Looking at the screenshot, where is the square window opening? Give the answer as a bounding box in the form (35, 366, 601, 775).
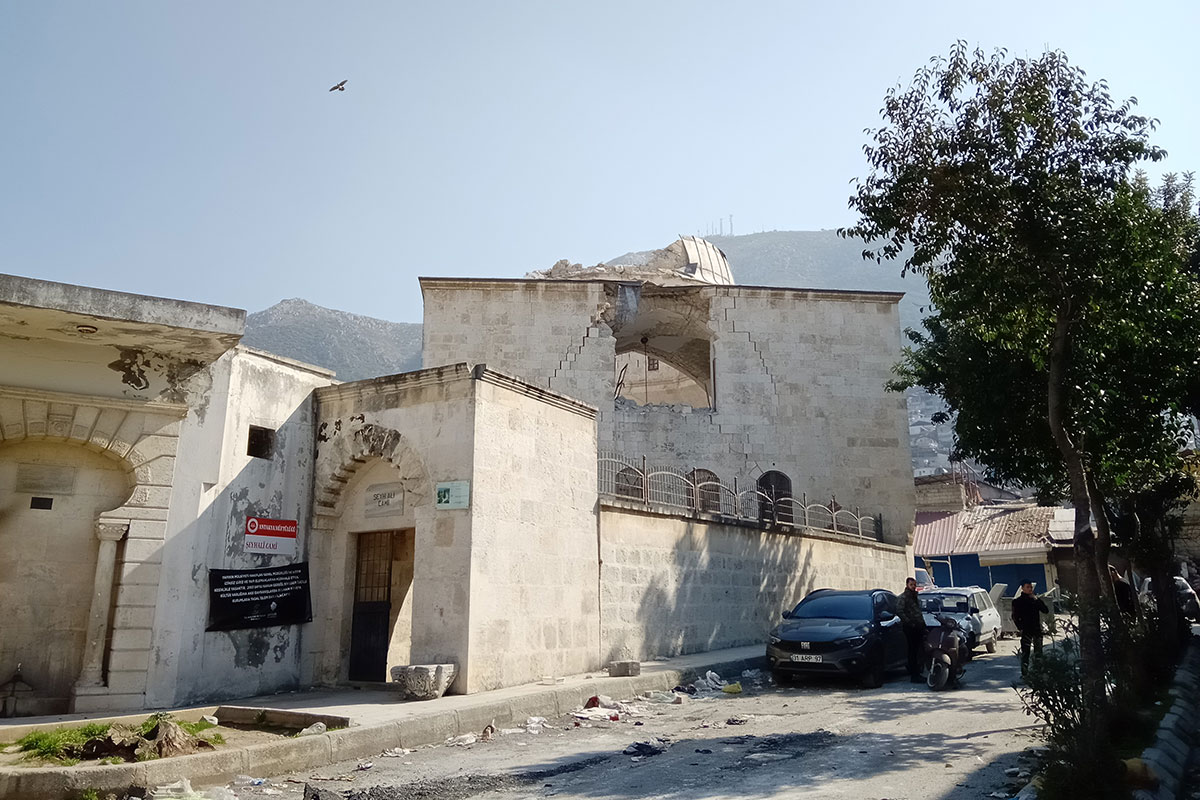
(30, 496, 53, 510)
(247, 426, 276, 459)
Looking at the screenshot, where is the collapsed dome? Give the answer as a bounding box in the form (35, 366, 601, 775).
(529, 236, 735, 286)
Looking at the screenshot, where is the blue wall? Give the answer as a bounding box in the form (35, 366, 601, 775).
(916, 554, 1047, 595)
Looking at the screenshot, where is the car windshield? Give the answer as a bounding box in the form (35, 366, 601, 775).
(792, 594, 872, 620)
(919, 593, 970, 614)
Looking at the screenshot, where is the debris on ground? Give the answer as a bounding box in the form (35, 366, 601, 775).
(298, 722, 327, 737)
(726, 714, 752, 725)
(525, 716, 547, 734)
(446, 733, 477, 747)
(380, 747, 411, 757)
(721, 682, 743, 694)
(623, 737, 671, 757)
(480, 724, 496, 742)
(643, 691, 681, 704)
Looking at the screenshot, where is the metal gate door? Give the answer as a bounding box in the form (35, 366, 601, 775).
(348, 531, 392, 682)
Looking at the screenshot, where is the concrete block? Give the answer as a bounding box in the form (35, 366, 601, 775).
(245, 734, 332, 777)
(328, 722, 402, 763)
(108, 649, 151, 672)
(105, 670, 149, 694)
(397, 710, 459, 748)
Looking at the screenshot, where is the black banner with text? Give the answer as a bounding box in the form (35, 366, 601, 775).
(206, 563, 313, 631)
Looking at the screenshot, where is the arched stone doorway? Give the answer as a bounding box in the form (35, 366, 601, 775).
(0, 440, 132, 713)
(304, 422, 436, 688)
(0, 388, 187, 713)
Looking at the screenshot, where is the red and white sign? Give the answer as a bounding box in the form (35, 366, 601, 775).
(244, 517, 298, 556)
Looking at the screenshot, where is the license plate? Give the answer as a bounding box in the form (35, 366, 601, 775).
(790, 653, 822, 663)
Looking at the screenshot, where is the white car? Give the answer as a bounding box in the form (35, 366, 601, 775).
(918, 586, 1004, 653)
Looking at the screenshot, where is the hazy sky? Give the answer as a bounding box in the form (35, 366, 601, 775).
(3, 2, 1197, 324)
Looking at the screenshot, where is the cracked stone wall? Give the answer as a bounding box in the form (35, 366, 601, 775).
(145, 348, 332, 708)
(420, 281, 914, 547)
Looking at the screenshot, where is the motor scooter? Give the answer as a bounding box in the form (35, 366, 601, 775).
(925, 613, 970, 690)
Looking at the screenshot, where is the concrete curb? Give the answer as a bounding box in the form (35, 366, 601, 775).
(1131, 637, 1200, 800)
(0, 653, 765, 800)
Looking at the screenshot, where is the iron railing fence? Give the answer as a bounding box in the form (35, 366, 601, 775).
(598, 451, 881, 541)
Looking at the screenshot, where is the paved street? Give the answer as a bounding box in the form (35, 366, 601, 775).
(222, 640, 1042, 800)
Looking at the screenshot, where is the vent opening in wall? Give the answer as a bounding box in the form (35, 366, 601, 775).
(247, 426, 276, 459)
(30, 497, 53, 510)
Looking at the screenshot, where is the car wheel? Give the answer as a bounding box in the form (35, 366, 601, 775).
(859, 650, 885, 689)
(986, 631, 998, 654)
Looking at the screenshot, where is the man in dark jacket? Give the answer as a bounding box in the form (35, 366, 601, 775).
(1109, 565, 1137, 617)
(1012, 580, 1049, 674)
(898, 577, 926, 682)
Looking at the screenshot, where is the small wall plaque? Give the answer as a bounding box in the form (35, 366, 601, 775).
(435, 481, 470, 510)
(364, 482, 405, 518)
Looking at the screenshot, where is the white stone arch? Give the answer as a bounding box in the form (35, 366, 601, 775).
(0, 387, 186, 712)
(304, 419, 435, 685)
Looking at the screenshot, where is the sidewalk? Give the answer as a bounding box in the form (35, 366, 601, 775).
(0, 645, 765, 800)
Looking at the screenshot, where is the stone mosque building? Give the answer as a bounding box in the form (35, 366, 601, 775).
(0, 237, 913, 716)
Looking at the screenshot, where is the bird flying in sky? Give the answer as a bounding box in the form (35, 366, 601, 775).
(329, 80, 347, 92)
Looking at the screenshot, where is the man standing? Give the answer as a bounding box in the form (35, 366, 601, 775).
(898, 576, 926, 683)
(1012, 580, 1050, 675)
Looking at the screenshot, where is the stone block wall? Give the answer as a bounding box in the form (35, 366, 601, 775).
(611, 289, 914, 545)
(419, 280, 914, 547)
(466, 371, 600, 690)
(598, 502, 909, 663)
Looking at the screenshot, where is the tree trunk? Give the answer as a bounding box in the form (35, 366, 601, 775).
(1088, 475, 1115, 602)
(1047, 309, 1109, 725)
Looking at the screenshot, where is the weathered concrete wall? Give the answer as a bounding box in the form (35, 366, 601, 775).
(598, 502, 909, 663)
(0, 441, 131, 713)
(306, 366, 478, 691)
(467, 371, 599, 690)
(146, 347, 332, 708)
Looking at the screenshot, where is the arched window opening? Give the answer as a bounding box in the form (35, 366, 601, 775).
(757, 470, 793, 524)
(689, 469, 722, 513)
(615, 466, 645, 501)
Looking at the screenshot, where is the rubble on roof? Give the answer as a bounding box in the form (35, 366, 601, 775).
(526, 236, 734, 287)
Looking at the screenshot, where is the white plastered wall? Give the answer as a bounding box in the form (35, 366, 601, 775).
(145, 347, 332, 708)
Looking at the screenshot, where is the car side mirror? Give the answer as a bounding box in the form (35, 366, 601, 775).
(969, 606, 979, 614)
(781, 610, 792, 620)
(878, 610, 896, 622)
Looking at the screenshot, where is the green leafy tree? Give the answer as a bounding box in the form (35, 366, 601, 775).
(842, 43, 1200, 783)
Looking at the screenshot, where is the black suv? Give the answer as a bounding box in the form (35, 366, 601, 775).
(766, 588, 907, 687)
